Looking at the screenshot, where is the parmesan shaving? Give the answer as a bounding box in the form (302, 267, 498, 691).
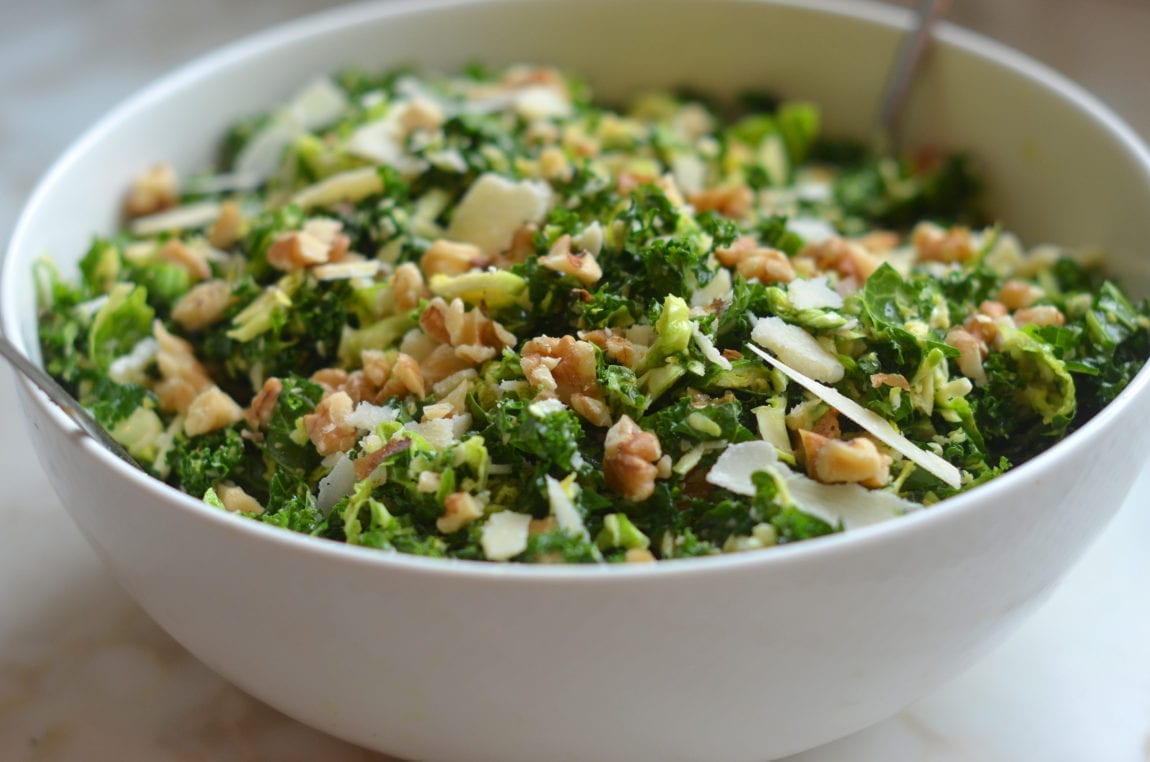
(746, 344, 962, 488)
(130, 202, 221, 236)
(480, 511, 532, 561)
(545, 475, 587, 538)
(691, 324, 732, 370)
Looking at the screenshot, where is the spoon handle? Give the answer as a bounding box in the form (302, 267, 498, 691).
(0, 333, 142, 469)
(877, 0, 951, 144)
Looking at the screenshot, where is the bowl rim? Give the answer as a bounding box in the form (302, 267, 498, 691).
(4, 0, 1150, 582)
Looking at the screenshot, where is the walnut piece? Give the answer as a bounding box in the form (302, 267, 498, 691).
(184, 385, 244, 436)
(303, 390, 358, 456)
(124, 163, 179, 218)
(171, 279, 234, 332)
(537, 234, 602, 286)
(436, 492, 485, 534)
(799, 431, 891, 489)
(716, 236, 796, 284)
(604, 415, 662, 502)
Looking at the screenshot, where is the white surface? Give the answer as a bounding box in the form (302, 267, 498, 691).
(0, 1, 1148, 760)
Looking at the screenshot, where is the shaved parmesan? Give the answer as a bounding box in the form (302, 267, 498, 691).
(234, 117, 298, 180)
(312, 260, 382, 281)
(571, 221, 604, 256)
(108, 337, 158, 385)
(289, 77, 349, 131)
(705, 441, 778, 495)
(780, 471, 918, 530)
(690, 267, 733, 308)
(691, 325, 732, 370)
(317, 454, 356, 513)
(292, 167, 384, 209)
(787, 276, 843, 311)
(751, 316, 844, 383)
(514, 84, 572, 120)
(344, 402, 399, 432)
(481, 511, 532, 561)
(545, 475, 587, 538)
(446, 173, 551, 255)
(405, 418, 456, 449)
(130, 201, 221, 236)
(346, 105, 428, 176)
(746, 344, 962, 488)
(787, 216, 838, 244)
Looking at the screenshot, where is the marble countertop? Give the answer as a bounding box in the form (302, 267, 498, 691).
(2, 1, 1148, 760)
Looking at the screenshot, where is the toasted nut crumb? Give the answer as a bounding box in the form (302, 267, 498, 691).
(216, 481, 264, 515)
(801, 236, 881, 283)
(716, 236, 795, 284)
(208, 201, 246, 249)
(124, 163, 179, 218)
(870, 373, 910, 391)
(420, 239, 488, 278)
(570, 393, 612, 428)
(159, 239, 212, 281)
(184, 385, 244, 437)
(153, 321, 212, 414)
(171, 279, 234, 331)
(912, 222, 974, 263)
(392, 262, 430, 312)
(688, 185, 753, 219)
(244, 377, 282, 431)
(1014, 305, 1065, 328)
(800, 430, 891, 489)
(998, 279, 1045, 310)
(604, 415, 662, 502)
(538, 234, 602, 286)
(303, 390, 358, 456)
(946, 327, 988, 386)
(436, 491, 485, 534)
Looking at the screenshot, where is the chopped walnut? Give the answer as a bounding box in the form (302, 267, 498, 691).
(391, 352, 427, 399)
(184, 385, 244, 436)
(799, 431, 891, 489)
(419, 239, 489, 278)
(801, 236, 881, 283)
(244, 377, 283, 431)
(716, 236, 795, 284)
(570, 393, 612, 428)
(578, 328, 648, 370)
(537, 234, 602, 286)
(978, 300, 1009, 319)
(267, 218, 349, 271)
(153, 321, 213, 414)
(391, 263, 429, 312)
(159, 239, 212, 281)
(946, 327, 988, 386)
(869, 373, 911, 391)
(520, 335, 601, 404)
(962, 314, 999, 347)
(216, 481, 264, 515)
(400, 97, 445, 133)
(171, 279, 234, 331)
(419, 297, 517, 366)
(997, 279, 1045, 310)
(912, 222, 974, 263)
(303, 390, 358, 456)
(604, 415, 662, 502)
(124, 163, 179, 218)
(311, 368, 350, 394)
(1014, 305, 1065, 328)
(436, 492, 485, 534)
(492, 223, 539, 268)
(688, 185, 753, 219)
(208, 201, 246, 249)
(528, 516, 559, 535)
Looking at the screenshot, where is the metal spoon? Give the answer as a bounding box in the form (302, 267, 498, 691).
(0, 332, 142, 469)
(875, 0, 952, 151)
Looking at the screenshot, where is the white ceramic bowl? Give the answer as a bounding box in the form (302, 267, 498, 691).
(5, 1, 1150, 760)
